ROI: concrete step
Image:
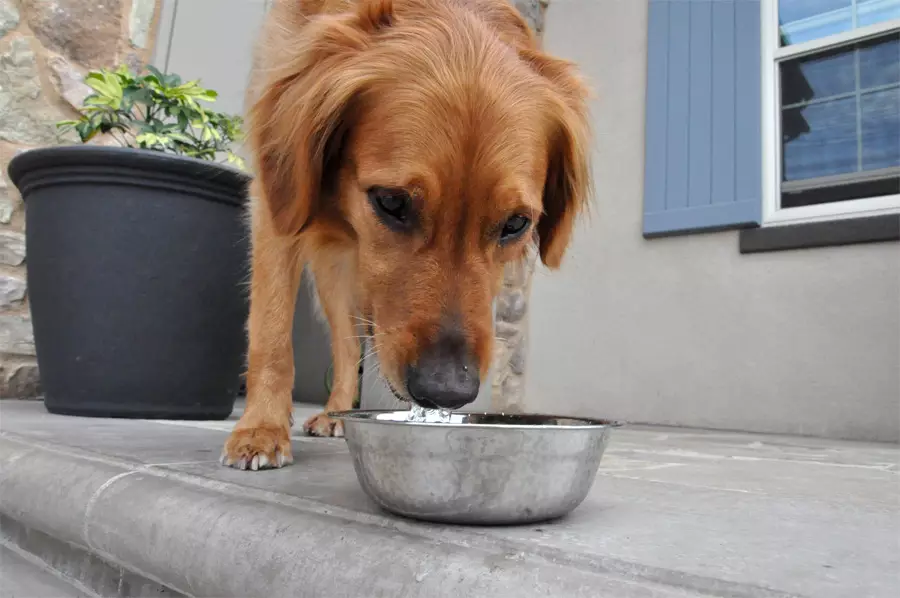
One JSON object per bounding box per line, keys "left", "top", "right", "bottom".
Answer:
{"left": 1, "top": 399, "right": 898, "bottom": 598}
{"left": 1, "top": 544, "right": 94, "bottom": 598}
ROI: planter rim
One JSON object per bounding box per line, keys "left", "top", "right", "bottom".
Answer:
{"left": 7, "top": 145, "right": 252, "bottom": 207}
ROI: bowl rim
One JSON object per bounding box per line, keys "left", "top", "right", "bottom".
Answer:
{"left": 327, "top": 409, "right": 625, "bottom": 430}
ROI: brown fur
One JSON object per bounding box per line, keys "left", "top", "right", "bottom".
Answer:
{"left": 223, "top": 0, "right": 591, "bottom": 468}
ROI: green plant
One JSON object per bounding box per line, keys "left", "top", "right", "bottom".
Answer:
{"left": 57, "top": 65, "right": 245, "bottom": 169}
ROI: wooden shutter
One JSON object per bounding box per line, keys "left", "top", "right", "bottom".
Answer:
{"left": 643, "top": 0, "right": 763, "bottom": 237}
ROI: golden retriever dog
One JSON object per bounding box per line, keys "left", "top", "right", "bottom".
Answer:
{"left": 222, "top": 0, "right": 590, "bottom": 470}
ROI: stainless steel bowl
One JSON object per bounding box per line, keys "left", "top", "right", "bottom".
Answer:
{"left": 329, "top": 409, "right": 621, "bottom": 525}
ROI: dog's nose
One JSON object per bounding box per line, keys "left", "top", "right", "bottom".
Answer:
{"left": 406, "top": 333, "right": 480, "bottom": 410}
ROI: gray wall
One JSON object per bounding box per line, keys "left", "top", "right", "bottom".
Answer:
{"left": 525, "top": 0, "right": 900, "bottom": 442}
{"left": 152, "top": 0, "right": 268, "bottom": 117}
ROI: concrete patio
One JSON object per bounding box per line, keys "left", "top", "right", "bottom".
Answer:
{"left": 1, "top": 399, "right": 898, "bottom": 598}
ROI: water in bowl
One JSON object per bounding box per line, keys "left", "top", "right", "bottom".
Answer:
{"left": 405, "top": 404, "right": 453, "bottom": 423}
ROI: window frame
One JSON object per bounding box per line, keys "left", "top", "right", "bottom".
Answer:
{"left": 760, "top": 0, "right": 900, "bottom": 226}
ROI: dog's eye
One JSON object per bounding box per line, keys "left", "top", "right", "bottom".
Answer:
{"left": 500, "top": 214, "right": 530, "bottom": 242}
{"left": 368, "top": 187, "right": 412, "bottom": 229}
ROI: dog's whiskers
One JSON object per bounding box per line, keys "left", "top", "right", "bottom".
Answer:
{"left": 350, "top": 315, "right": 377, "bottom": 327}
{"left": 343, "top": 333, "right": 385, "bottom": 341}
{"left": 356, "top": 343, "right": 382, "bottom": 369}
{"left": 366, "top": 362, "right": 383, "bottom": 397}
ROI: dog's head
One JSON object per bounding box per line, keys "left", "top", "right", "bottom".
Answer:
{"left": 250, "top": 0, "right": 590, "bottom": 409}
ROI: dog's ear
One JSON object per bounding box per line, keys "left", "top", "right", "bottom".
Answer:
{"left": 247, "top": 0, "right": 393, "bottom": 235}
{"left": 521, "top": 49, "right": 592, "bottom": 269}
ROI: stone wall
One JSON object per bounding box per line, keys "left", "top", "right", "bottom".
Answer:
{"left": 0, "top": 0, "right": 160, "bottom": 398}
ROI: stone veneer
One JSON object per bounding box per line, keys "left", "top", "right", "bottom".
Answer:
{"left": 0, "top": 0, "right": 160, "bottom": 398}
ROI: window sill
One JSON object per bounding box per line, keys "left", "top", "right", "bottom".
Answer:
{"left": 739, "top": 214, "right": 900, "bottom": 254}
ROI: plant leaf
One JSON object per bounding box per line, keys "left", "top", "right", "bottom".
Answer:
{"left": 135, "top": 132, "right": 158, "bottom": 146}
{"left": 74, "top": 120, "right": 98, "bottom": 142}
{"left": 167, "top": 132, "right": 193, "bottom": 144}
{"left": 145, "top": 65, "right": 166, "bottom": 82}
{"left": 124, "top": 86, "right": 152, "bottom": 105}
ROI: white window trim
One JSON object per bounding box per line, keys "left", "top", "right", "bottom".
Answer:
{"left": 760, "top": 1, "right": 900, "bottom": 226}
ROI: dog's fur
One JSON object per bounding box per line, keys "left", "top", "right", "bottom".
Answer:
{"left": 223, "top": 0, "right": 590, "bottom": 469}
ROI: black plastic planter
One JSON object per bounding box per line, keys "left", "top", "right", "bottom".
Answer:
{"left": 7, "top": 146, "right": 251, "bottom": 419}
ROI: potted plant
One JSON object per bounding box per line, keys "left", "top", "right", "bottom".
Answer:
{"left": 7, "top": 65, "right": 251, "bottom": 420}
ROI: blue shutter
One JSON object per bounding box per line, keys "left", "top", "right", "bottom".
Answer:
{"left": 643, "top": 0, "right": 763, "bottom": 237}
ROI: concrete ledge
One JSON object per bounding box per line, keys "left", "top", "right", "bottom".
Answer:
{"left": 2, "top": 515, "right": 182, "bottom": 598}
{"left": 2, "top": 400, "right": 898, "bottom": 598}
{"left": 1, "top": 542, "right": 94, "bottom": 598}
{"left": 0, "top": 435, "right": 691, "bottom": 598}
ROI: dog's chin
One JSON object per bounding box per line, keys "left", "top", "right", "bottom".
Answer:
{"left": 384, "top": 379, "right": 412, "bottom": 405}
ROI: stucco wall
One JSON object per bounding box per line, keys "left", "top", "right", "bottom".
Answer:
{"left": 525, "top": 0, "right": 900, "bottom": 442}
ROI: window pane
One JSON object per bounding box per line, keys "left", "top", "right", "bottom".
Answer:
{"left": 781, "top": 47, "right": 855, "bottom": 105}
{"left": 780, "top": 0, "right": 900, "bottom": 46}
{"left": 858, "top": 0, "right": 900, "bottom": 28}
{"left": 861, "top": 87, "right": 900, "bottom": 170}
{"left": 859, "top": 35, "right": 900, "bottom": 89}
{"left": 780, "top": 0, "right": 852, "bottom": 45}
{"left": 782, "top": 97, "right": 858, "bottom": 181}
{"left": 779, "top": 35, "right": 900, "bottom": 208}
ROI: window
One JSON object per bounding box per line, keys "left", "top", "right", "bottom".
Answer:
{"left": 762, "top": 0, "right": 900, "bottom": 225}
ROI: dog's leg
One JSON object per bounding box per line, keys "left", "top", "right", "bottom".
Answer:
{"left": 302, "top": 252, "right": 360, "bottom": 438}
{"left": 222, "top": 211, "right": 302, "bottom": 470}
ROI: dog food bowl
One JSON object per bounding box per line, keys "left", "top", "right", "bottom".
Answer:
{"left": 329, "top": 409, "right": 622, "bottom": 525}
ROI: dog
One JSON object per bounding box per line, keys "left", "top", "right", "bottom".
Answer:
{"left": 222, "top": 0, "right": 591, "bottom": 470}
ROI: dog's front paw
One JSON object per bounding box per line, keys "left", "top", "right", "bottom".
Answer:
{"left": 221, "top": 424, "right": 293, "bottom": 470}
{"left": 303, "top": 412, "right": 344, "bottom": 437}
